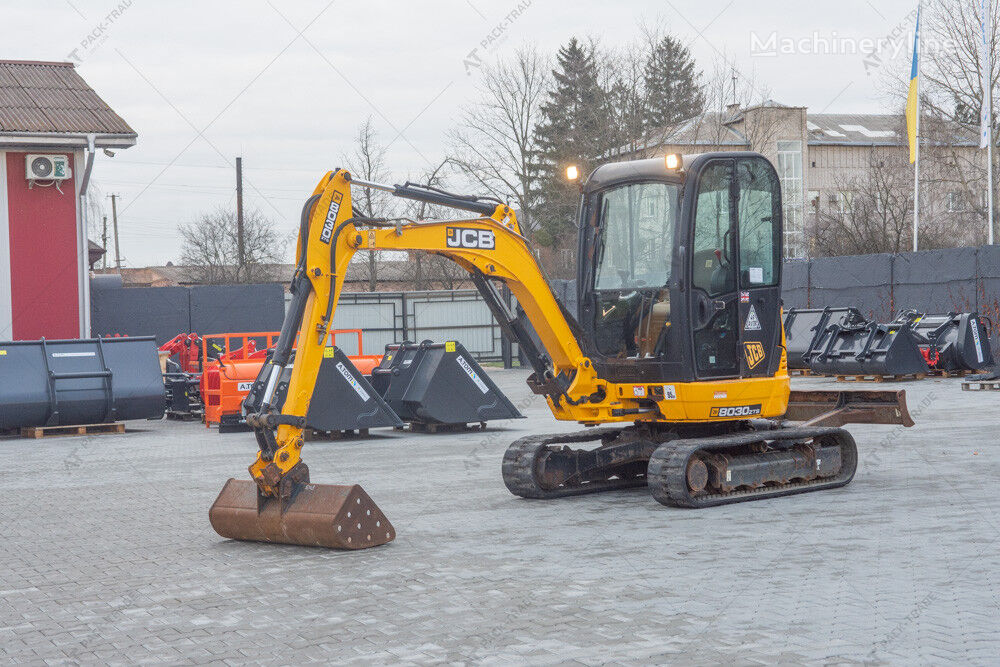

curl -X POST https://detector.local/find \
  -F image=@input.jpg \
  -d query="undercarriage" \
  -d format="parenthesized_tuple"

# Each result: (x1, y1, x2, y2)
(501, 422, 857, 507)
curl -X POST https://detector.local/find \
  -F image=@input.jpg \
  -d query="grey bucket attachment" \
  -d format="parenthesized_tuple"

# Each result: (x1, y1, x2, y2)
(893, 310, 994, 371)
(783, 307, 867, 369)
(371, 341, 524, 428)
(243, 347, 402, 434)
(804, 322, 930, 377)
(0, 337, 165, 430)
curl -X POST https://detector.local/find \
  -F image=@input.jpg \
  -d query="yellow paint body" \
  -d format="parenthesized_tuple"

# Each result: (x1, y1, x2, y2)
(250, 170, 791, 496)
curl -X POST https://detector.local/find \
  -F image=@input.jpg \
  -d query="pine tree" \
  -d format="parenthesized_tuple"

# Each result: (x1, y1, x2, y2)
(643, 35, 705, 130)
(533, 38, 611, 247)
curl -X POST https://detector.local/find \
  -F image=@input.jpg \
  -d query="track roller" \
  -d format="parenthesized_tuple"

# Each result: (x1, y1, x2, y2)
(647, 426, 858, 508)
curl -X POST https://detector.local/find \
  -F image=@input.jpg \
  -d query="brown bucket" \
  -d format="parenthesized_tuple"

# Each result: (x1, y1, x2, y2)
(209, 479, 395, 549)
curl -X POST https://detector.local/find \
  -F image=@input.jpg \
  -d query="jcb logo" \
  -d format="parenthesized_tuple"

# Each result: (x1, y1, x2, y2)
(744, 341, 765, 369)
(446, 227, 495, 249)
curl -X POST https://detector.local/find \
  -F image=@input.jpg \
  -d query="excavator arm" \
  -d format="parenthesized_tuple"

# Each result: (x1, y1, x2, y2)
(245, 168, 605, 499)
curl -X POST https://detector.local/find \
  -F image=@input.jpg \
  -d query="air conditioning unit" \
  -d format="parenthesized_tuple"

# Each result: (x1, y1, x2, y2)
(25, 154, 72, 181)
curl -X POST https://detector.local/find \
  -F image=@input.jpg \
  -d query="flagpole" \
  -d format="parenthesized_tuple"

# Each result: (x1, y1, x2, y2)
(913, 0, 922, 252)
(989, 0, 995, 245)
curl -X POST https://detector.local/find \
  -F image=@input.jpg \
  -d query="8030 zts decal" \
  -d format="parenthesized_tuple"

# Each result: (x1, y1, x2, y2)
(709, 404, 762, 418)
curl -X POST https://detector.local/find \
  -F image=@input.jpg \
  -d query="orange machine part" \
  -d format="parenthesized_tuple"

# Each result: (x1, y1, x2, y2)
(200, 329, 381, 427)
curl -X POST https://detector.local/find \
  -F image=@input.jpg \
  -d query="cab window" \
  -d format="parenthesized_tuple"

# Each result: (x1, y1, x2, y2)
(736, 159, 780, 287)
(593, 182, 679, 290)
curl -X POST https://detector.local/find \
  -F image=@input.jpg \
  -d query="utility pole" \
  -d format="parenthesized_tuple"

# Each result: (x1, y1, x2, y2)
(101, 215, 108, 269)
(236, 157, 245, 276)
(110, 194, 121, 270)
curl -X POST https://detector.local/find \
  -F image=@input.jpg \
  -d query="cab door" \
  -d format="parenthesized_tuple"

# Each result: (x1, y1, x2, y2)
(689, 159, 740, 379)
(734, 156, 783, 378)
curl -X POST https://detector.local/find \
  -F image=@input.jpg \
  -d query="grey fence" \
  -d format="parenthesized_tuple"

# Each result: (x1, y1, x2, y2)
(782, 244, 1000, 346)
(92, 282, 286, 345)
(317, 290, 510, 362)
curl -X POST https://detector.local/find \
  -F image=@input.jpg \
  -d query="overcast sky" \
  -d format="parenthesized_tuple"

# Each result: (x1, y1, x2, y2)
(4, 0, 920, 266)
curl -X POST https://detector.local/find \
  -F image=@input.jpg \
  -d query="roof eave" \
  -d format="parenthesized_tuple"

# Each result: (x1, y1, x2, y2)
(0, 132, 137, 149)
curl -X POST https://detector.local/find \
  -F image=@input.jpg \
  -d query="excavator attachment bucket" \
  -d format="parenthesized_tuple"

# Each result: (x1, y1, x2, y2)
(371, 341, 523, 428)
(209, 478, 395, 549)
(243, 348, 403, 435)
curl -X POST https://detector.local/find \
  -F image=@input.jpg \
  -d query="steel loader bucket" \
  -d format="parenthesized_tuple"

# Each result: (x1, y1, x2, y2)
(804, 322, 929, 377)
(783, 307, 867, 370)
(371, 341, 523, 427)
(209, 477, 395, 549)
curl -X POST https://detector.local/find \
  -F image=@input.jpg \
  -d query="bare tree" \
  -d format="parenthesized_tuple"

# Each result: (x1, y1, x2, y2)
(811, 148, 973, 256)
(878, 0, 997, 241)
(685, 56, 777, 151)
(179, 207, 284, 283)
(342, 117, 397, 291)
(448, 46, 549, 235)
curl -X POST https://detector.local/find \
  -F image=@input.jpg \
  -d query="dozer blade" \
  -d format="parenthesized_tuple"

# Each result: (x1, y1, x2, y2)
(209, 479, 395, 549)
(784, 389, 914, 428)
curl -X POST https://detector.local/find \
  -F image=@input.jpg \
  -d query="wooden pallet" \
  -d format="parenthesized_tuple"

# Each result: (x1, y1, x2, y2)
(19, 422, 125, 439)
(962, 381, 1000, 391)
(789, 368, 817, 377)
(399, 421, 487, 434)
(926, 368, 980, 378)
(835, 373, 927, 383)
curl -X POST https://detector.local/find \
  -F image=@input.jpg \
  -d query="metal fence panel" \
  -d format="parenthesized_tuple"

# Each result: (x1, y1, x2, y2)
(190, 284, 285, 336)
(408, 293, 498, 356)
(781, 259, 810, 309)
(977, 245, 1000, 345)
(91, 285, 190, 345)
(892, 247, 978, 316)
(809, 253, 893, 322)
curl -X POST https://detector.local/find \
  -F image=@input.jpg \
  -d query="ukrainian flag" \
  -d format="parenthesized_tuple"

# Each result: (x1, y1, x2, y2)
(906, 8, 921, 164)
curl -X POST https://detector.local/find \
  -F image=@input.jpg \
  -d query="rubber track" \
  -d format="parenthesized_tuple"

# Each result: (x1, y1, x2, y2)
(502, 427, 648, 499)
(647, 426, 858, 508)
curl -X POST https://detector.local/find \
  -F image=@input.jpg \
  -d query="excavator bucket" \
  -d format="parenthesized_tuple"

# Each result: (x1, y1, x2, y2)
(371, 341, 523, 429)
(209, 478, 395, 549)
(243, 348, 403, 435)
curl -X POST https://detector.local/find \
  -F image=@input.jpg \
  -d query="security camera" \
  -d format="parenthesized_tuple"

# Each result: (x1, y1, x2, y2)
(103, 148, 116, 158)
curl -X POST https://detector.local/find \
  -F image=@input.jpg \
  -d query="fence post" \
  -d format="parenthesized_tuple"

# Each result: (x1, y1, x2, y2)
(400, 292, 409, 342)
(500, 286, 513, 369)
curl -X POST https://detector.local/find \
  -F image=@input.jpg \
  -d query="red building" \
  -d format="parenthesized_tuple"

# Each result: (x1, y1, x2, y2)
(0, 60, 135, 340)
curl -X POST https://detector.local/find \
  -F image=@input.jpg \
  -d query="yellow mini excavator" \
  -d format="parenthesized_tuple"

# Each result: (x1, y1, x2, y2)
(209, 152, 913, 549)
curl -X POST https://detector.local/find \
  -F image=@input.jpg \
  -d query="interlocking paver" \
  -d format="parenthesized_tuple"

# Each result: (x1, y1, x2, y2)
(1, 371, 997, 663)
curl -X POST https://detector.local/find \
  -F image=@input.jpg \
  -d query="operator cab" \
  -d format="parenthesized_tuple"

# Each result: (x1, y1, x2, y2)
(576, 152, 783, 384)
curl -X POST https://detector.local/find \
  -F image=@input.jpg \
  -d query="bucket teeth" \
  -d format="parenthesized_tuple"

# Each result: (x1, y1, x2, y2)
(209, 478, 394, 549)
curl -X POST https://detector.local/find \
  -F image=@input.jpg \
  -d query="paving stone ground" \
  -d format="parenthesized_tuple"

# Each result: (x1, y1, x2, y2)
(1, 370, 998, 665)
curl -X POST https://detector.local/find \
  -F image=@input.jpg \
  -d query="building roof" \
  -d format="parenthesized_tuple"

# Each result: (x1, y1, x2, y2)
(808, 113, 977, 147)
(0, 60, 136, 147)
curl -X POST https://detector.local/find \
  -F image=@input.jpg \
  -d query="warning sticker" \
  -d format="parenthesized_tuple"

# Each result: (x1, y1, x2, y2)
(744, 305, 762, 331)
(336, 361, 370, 401)
(323, 347, 336, 358)
(663, 385, 677, 400)
(740, 291, 750, 303)
(456, 355, 489, 394)
(445, 341, 457, 352)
